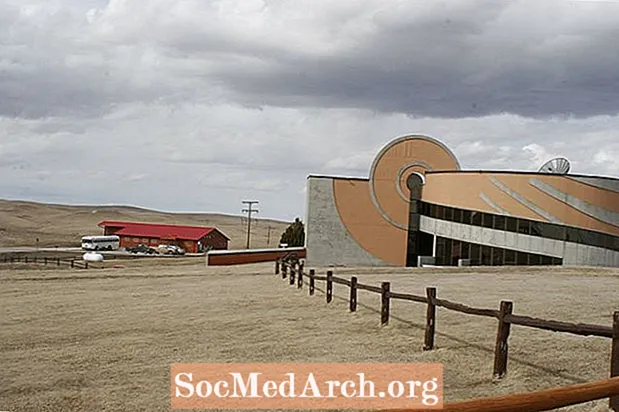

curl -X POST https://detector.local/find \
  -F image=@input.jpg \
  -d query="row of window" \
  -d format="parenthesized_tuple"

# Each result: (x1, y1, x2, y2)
(434, 236, 563, 267)
(419, 202, 619, 252)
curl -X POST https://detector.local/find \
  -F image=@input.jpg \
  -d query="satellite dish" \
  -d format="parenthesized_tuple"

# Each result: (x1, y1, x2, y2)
(537, 157, 571, 175)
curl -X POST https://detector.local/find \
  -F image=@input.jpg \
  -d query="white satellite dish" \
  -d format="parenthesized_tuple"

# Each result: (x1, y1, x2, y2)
(537, 157, 571, 175)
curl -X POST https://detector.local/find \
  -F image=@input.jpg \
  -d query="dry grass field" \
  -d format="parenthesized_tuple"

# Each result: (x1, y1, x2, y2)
(1, 260, 618, 412)
(0, 199, 290, 249)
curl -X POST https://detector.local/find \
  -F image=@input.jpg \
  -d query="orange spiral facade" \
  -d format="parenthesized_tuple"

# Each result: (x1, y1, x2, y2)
(305, 135, 619, 268)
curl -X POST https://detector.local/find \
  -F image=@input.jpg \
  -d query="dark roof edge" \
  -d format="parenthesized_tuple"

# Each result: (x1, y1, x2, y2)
(307, 174, 369, 181)
(306, 170, 618, 183)
(97, 220, 216, 229)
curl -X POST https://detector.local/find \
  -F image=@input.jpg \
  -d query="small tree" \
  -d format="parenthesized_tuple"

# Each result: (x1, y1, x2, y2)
(280, 218, 305, 247)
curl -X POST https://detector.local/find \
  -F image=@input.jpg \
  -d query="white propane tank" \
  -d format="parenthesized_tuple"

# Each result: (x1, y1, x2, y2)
(83, 252, 104, 262)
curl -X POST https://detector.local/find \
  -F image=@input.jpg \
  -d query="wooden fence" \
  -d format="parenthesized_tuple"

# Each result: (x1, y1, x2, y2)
(0, 254, 96, 269)
(276, 259, 619, 411)
(381, 376, 619, 412)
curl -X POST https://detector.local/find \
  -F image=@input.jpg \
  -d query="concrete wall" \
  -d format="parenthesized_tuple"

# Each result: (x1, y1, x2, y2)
(305, 177, 389, 267)
(420, 216, 619, 267)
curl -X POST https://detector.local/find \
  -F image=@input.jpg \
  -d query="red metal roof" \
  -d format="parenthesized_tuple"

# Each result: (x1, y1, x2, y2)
(97, 220, 230, 241)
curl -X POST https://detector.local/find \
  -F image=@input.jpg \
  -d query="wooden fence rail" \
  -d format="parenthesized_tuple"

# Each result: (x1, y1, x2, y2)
(1, 254, 93, 269)
(380, 376, 619, 412)
(276, 258, 619, 411)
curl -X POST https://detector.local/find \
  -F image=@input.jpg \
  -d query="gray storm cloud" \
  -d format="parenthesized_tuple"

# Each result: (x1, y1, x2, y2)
(0, 0, 618, 219)
(2, 0, 619, 119)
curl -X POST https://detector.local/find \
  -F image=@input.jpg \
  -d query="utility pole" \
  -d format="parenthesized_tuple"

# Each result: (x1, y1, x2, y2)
(267, 225, 272, 247)
(241, 201, 259, 249)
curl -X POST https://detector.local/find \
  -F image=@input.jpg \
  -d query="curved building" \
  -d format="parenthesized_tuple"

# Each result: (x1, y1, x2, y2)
(305, 135, 619, 267)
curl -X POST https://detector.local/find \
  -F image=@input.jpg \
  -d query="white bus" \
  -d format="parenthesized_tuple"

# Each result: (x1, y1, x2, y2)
(81, 235, 120, 251)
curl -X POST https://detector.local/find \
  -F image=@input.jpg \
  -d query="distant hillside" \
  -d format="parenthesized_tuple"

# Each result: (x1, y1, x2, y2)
(0, 199, 291, 250)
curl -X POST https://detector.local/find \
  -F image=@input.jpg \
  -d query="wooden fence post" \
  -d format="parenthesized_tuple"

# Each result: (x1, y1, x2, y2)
(56, 257, 60, 266)
(611, 311, 619, 411)
(309, 269, 315, 296)
(25, 256, 28, 263)
(289, 265, 296, 285)
(297, 264, 303, 289)
(349, 277, 358, 312)
(44, 257, 48, 265)
(71, 259, 74, 268)
(424, 287, 437, 351)
(381, 282, 390, 325)
(275, 259, 280, 275)
(493, 300, 514, 378)
(326, 271, 333, 303)
(85, 261, 89, 269)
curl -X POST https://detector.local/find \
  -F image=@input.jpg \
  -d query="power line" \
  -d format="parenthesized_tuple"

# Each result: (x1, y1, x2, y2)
(241, 200, 259, 249)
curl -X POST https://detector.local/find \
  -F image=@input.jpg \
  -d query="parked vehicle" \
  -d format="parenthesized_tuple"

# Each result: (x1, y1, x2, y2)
(81, 235, 120, 251)
(157, 244, 186, 255)
(126, 244, 159, 254)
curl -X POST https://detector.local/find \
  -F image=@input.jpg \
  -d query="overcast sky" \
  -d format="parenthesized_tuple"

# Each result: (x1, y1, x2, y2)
(1, 0, 618, 221)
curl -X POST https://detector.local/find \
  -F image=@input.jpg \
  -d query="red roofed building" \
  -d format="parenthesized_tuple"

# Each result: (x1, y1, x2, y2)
(97, 221, 229, 253)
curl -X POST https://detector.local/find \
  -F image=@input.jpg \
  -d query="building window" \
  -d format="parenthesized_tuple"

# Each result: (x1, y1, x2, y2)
(530, 221, 543, 237)
(470, 243, 481, 264)
(516, 251, 528, 265)
(453, 208, 463, 224)
(517, 220, 530, 235)
(482, 213, 493, 229)
(481, 246, 492, 265)
(423, 201, 619, 253)
(444, 207, 454, 222)
(541, 223, 565, 242)
(504, 249, 516, 265)
(462, 210, 472, 225)
(506, 217, 518, 232)
(460, 242, 471, 260)
(494, 215, 507, 231)
(566, 227, 580, 243)
(492, 247, 504, 265)
(432, 236, 562, 267)
(472, 211, 482, 226)
(451, 240, 462, 265)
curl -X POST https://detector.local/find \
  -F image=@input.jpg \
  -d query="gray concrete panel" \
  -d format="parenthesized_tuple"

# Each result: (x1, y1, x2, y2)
(504, 230, 518, 249)
(562, 243, 580, 265)
(305, 177, 389, 267)
(421, 215, 619, 266)
(419, 216, 436, 234)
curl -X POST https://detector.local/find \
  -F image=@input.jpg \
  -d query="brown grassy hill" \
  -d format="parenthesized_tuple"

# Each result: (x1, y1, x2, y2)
(0, 199, 292, 250)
